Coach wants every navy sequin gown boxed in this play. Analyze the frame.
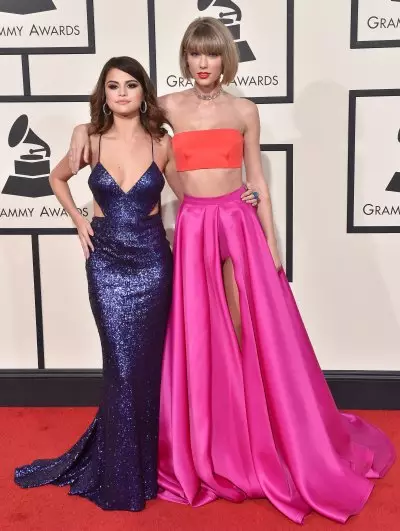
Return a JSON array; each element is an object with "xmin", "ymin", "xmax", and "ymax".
[{"xmin": 14, "ymin": 138, "xmax": 173, "ymax": 511}]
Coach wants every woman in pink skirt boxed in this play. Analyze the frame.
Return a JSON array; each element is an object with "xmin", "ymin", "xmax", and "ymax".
[{"xmin": 69, "ymin": 17, "xmax": 395, "ymax": 525}]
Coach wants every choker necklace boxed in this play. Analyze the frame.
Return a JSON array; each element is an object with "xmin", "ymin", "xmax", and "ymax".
[{"xmin": 193, "ymin": 85, "xmax": 224, "ymax": 101}]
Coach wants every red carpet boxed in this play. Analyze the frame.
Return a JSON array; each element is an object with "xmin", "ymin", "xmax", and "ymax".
[{"xmin": 1, "ymin": 408, "xmax": 399, "ymax": 531}]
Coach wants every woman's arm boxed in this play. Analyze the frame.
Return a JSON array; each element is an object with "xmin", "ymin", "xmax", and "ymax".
[
  {"xmin": 68, "ymin": 123, "xmax": 93, "ymax": 174},
  {"xmin": 241, "ymin": 100, "xmax": 282, "ymax": 270},
  {"xmin": 49, "ymin": 153, "xmax": 94, "ymax": 259},
  {"xmin": 163, "ymin": 135, "xmax": 184, "ymax": 202}
]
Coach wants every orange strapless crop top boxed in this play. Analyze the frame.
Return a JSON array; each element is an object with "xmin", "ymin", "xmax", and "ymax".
[{"xmin": 172, "ymin": 128, "xmax": 243, "ymax": 172}]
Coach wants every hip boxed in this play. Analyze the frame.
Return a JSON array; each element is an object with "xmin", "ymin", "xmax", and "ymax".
[
  {"xmin": 178, "ymin": 185, "xmax": 256, "ymax": 221},
  {"xmin": 88, "ymin": 215, "xmax": 172, "ymax": 264}
]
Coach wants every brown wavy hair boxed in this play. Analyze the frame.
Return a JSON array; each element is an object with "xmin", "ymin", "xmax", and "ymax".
[{"xmin": 89, "ymin": 56, "xmax": 168, "ymax": 138}]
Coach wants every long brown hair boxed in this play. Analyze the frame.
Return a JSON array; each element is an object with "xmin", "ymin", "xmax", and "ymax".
[{"xmin": 89, "ymin": 56, "xmax": 168, "ymax": 138}]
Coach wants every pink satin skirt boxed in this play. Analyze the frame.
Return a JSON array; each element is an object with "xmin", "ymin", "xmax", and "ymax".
[{"xmin": 157, "ymin": 186, "xmax": 395, "ymax": 524}]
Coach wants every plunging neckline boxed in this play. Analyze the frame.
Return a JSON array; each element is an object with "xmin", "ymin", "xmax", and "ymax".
[{"xmin": 96, "ymin": 161, "xmax": 157, "ymax": 195}]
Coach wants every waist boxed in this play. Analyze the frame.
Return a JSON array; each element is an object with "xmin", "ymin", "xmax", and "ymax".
[
  {"xmin": 183, "ymin": 185, "xmax": 246, "ymax": 205},
  {"xmin": 91, "ymin": 212, "xmax": 163, "ymax": 229},
  {"xmin": 180, "ymin": 168, "xmax": 243, "ymax": 195}
]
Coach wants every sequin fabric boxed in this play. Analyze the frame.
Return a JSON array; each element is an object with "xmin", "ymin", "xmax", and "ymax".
[{"xmin": 14, "ymin": 156, "xmax": 173, "ymax": 512}]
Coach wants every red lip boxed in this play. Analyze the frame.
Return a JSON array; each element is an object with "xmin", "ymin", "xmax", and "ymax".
[{"xmin": 197, "ymin": 72, "xmax": 210, "ymax": 79}]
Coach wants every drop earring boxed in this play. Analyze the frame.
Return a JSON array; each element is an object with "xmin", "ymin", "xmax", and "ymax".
[{"xmin": 102, "ymin": 102, "xmax": 111, "ymax": 116}]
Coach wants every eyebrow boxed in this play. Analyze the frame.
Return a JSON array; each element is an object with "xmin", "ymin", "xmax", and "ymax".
[{"xmin": 106, "ymin": 79, "xmax": 138, "ymax": 83}]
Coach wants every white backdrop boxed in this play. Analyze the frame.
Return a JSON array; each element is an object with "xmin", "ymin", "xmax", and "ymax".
[{"xmin": 0, "ymin": 0, "xmax": 399, "ymax": 372}]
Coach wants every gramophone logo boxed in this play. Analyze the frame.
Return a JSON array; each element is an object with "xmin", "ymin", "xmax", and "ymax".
[
  {"xmin": 0, "ymin": 0, "xmax": 56, "ymax": 15},
  {"xmin": 2, "ymin": 115, "xmax": 53, "ymax": 198},
  {"xmin": 385, "ymin": 128, "xmax": 400, "ymax": 192},
  {"xmin": 197, "ymin": 0, "xmax": 255, "ymax": 62}
]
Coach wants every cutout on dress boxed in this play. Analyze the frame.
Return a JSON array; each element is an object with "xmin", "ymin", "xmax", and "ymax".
[
  {"xmin": 93, "ymin": 199, "xmax": 105, "ymax": 218},
  {"xmin": 147, "ymin": 202, "xmax": 160, "ymax": 217}
]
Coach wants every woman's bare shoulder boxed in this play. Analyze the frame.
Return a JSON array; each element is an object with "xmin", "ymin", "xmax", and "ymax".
[
  {"xmin": 89, "ymin": 133, "xmax": 100, "ymax": 144},
  {"xmin": 231, "ymin": 96, "xmax": 258, "ymax": 117},
  {"xmin": 159, "ymin": 89, "xmax": 192, "ymax": 109}
]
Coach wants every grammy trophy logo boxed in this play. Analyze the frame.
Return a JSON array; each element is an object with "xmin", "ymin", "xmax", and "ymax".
[
  {"xmin": 197, "ymin": 0, "xmax": 256, "ymax": 62},
  {"xmin": 2, "ymin": 115, "xmax": 53, "ymax": 198},
  {"xmin": 0, "ymin": 0, "xmax": 56, "ymax": 15},
  {"xmin": 385, "ymin": 128, "xmax": 400, "ymax": 193}
]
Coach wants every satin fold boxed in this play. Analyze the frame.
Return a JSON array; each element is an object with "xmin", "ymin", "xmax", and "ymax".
[{"xmin": 157, "ymin": 186, "xmax": 395, "ymax": 524}]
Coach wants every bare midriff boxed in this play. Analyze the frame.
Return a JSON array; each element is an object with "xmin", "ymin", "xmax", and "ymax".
[{"xmin": 178, "ymin": 167, "xmax": 244, "ymax": 198}]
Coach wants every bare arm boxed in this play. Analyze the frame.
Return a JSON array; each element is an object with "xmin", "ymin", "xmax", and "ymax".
[
  {"xmin": 49, "ymin": 154, "xmax": 84, "ymax": 223},
  {"xmin": 68, "ymin": 123, "xmax": 93, "ymax": 174},
  {"xmin": 49, "ymin": 153, "xmax": 94, "ymax": 259},
  {"xmin": 164, "ymin": 135, "xmax": 184, "ymax": 202},
  {"xmin": 242, "ymin": 101, "xmax": 282, "ymax": 270}
]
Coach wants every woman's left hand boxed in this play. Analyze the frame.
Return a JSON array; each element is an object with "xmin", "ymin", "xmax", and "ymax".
[{"xmin": 241, "ymin": 186, "xmax": 259, "ymax": 207}]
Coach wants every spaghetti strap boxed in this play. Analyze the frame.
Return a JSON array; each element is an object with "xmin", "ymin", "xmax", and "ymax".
[
  {"xmin": 98, "ymin": 135, "xmax": 102, "ymax": 164},
  {"xmin": 151, "ymin": 136, "xmax": 154, "ymax": 160}
]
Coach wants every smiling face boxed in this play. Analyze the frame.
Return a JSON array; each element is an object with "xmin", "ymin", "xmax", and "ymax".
[{"xmin": 104, "ymin": 68, "xmax": 144, "ymax": 116}]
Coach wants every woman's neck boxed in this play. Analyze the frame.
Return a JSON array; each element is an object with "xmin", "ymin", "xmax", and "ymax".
[
  {"xmin": 109, "ymin": 113, "xmax": 145, "ymax": 140},
  {"xmin": 193, "ymin": 81, "xmax": 222, "ymax": 97}
]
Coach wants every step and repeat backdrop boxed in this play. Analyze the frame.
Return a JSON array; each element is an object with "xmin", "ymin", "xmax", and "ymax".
[{"xmin": 0, "ymin": 0, "xmax": 399, "ymax": 373}]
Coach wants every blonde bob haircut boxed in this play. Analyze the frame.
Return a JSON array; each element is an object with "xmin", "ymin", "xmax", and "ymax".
[{"xmin": 179, "ymin": 17, "xmax": 239, "ymax": 85}]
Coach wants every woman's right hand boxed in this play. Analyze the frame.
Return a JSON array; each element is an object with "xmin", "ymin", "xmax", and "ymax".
[
  {"xmin": 75, "ymin": 215, "xmax": 94, "ymax": 259},
  {"xmin": 268, "ymin": 241, "xmax": 282, "ymax": 272},
  {"xmin": 68, "ymin": 124, "xmax": 90, "ymax": 174}
]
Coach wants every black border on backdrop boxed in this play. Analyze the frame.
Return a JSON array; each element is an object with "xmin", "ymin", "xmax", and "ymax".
[
  {"xmin": 2, "ymin": 369, "xmax": 400, "ymax": 410},
  {"xmin": 261, "ymin": 144, "xmax": 293, "ymax": 282}
]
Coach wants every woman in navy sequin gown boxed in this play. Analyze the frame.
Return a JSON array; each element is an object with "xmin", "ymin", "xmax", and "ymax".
[{"xmin": 14, "ymin": 57, "xmax": 182, "ymax": 511}]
